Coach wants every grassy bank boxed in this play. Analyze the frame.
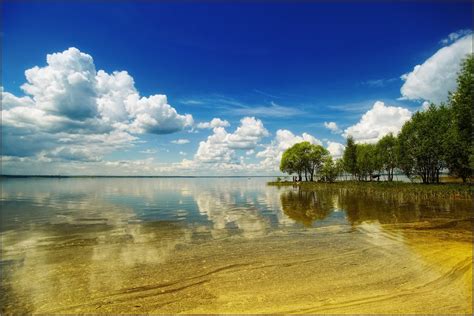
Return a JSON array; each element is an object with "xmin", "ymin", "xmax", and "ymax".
[{"xmin": 268, "ymin": 180, "xmax": 473, "ymax": 200}]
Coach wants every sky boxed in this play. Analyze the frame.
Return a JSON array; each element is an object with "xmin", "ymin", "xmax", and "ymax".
[{"xmin": 2, "ymin": 1, "xmax": 473, "ymax": 175}]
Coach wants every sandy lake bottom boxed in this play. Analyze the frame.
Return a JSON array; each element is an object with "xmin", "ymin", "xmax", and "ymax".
[{"xmin": 1, "ymin": 178, "xmax": 472, "ymax": 314}]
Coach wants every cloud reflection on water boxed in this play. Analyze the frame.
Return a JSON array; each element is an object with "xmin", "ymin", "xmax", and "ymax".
[{"xmin": 1, "ymin": 178, "xmax": 472, "ymax": 313}]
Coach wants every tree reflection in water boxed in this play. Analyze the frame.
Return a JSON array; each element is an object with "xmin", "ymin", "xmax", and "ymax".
[
  {"xmin": 280, "ymin": 187, "xmax": 472, "ymax": 227},
  {"xmin": 280, "ymin": 189, "xmax": 334, "ymax": 226}
]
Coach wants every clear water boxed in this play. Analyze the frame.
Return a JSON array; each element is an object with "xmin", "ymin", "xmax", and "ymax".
[{"xmin": 1, "ymin": 178, "xmax": 472, "ymax": 313}]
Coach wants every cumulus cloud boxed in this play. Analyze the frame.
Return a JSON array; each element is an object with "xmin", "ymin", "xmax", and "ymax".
[
  {"xmin": 1, "ymin": 89, "xmax": 35, "ymax": 109},
  {"xmin": 21, "ymin": 47, "xmax": 98, "ymax": 120},
  {"xmin": 195, "ymin": 127, "xmax": 235, "ymax": 163},
  {"xmin": 196, "ymin": 118, "xmax": 230, "ymax": 129},
  {"xmin": 256, "ymin": 129, "xmax": 322, "ymax": 170},
  {"xmin": 324, "ymin": 121, "xmax": 342, "ymax": 134},
  {"xmin": 226, "ymin": 117, "xmax": 269, "ymax": 149},
  {"xmin": 2, "ymin": 47, "xmax": 192, "ymax": 163},
  {"xmin": 400, "ymin": 33, "xmax": 472, "ymax": 103},
  {"xmin": 326, "ymin": 141, "xmax": 345, "ymax": 159},
  {"xmin": 96, "ymin": 70, "xmax": 136, "ymax": 122},
  {"xmin": 126, "ymin": 94, "xmax": 193, "ymax": 134},
  {"xmin": 195, "ymin": 117, "xmax": 269, "ymax": 163},
  {"xmin": 171, "ymin": 139, "xmax": 190, "ymax": 145},
  {"xmin": 342, "ymin": 101, "xmax": 412, "ymax": 143}
]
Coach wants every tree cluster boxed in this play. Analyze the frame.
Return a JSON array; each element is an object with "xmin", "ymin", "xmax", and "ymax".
[
  {"xmin": 280, "ymin": 54, "xmax": 473, "ymax": 184},
  {"xmin": 280, "ymin": 142, "xmax": 343, "ymax": 182},
  {"xmin": 344, "ymin": 54, "xmax": 473, "ymax": 184}
]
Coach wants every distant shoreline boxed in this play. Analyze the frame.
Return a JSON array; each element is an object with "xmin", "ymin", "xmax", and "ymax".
[{"xmin": 0, "ymin": 175, "xmax": 279, "ymax": 179}]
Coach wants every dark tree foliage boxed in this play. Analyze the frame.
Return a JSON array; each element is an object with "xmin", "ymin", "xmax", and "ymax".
[
  {"xmin": 343, "ymin": 136, "xmax": 358, "ymax": 179},
  {"xmin": 376, "ymin": 133, "xmax": 398, "ymax": 181},
  {"xmin": 398, "ymin": 104, "xmax": 451, "ymax": 184},
  {"xmin": 356, "ymin": 143, "xmax": 380, "ymax": 181},
  {"xmin": 446, "ymin": 54, "xmax": 473, "ymax": 182}
]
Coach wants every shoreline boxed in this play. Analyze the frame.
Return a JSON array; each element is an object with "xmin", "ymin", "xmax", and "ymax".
[{"xmin": 267, "ymin": 180, "xmax": 473, "ymax": 200}]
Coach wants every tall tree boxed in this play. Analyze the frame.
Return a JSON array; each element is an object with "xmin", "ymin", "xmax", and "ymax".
[
  {"xmin": 343, "ymin": 136, "xmax": 358, "ymax": 180},
  {"xmin": 398, "ymin": 104, "xmax": 451, "ymax": 183},
  {"xmin": 376, "ymin": 133, "xmax": 398, "ymax": 181},
  {"xmin": 280, "ymin": 145, "xmax": 302, "ymax": 181},
  {"xmin": 295, "ymin": 142, "xmax": 313, "ymax": 181},
  {"xmin": 307, "ymin": 144, "xmax": 330, "ymax": 181},
  {"xmin": 446, "ymin": 54, "xmax": 473, "ymax": 182},
  {"xmin": 320, "ymin": 156, "xmax": 339, "ymax": 182},
  {"xmin": 356, "ymin": 143, "xmax": 380, "ymax": 181},
  {"xmin": 335, "ymin": 158, "xmax": 345, "ymax": 181}
]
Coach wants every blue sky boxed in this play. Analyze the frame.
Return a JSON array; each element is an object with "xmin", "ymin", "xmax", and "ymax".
[{"xmin": 2, "ymin": 1, "xmax": 473, "ymax": 175}]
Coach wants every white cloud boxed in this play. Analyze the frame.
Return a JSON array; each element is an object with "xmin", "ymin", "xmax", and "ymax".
[
  {"xmin": 171, "ymin": 139, "xmax": 190, "ymax": 145},
  {"xmin": 126, "ymin": 94, "xmax": 193, "ymax": 134},
  {"xmin": 256, "ymin": 129, "xmax": 322, "ymax": 170},
  {"xmin": 226, "ymin": 117, "xmax": 269, "ymax": 149},
  {"xmin": 195, "ymin": 127, "xmax": 235, "ymax": 163},
  {"xmin": 326, "ymin": 141, "xmax": 345, "ymax": 159},
  {"xmin": 1, "ymin": 89, "xmax": 35, "ymax": 109},
  {"xmin": 343, "ymin": 101, "xmax": 412, "ymax": 143},
  {"xmin": 196, "ymin": 118, "xmax": 230, "ymax": 129},
  {"xmin": 324, "ymin": 121, "xmax": 342, "ymax": 134},
  {"xmin": 440, "ymin": 29, "xmax": 472, "ymax": 45},
  {"xmin": 195, "ymin": 117, "xmax": 269, "ymax": 163},
  {"xmin": 2, "ymin": 47, "xmax": 192, "ymax": 164},
  {"xmin": 96, "ymin": 70, "xmax": 136, "ymax": 122},
  {"xmin": 21, "ymin": 47, "xmax": 98, "ymax": 120},
  {"xmin": 179, "ymin": 151, "xmax": 187, "ymax": 156},
  {"xmin": 400, "ymin": 33, "xmax": 472, "ymax": 103}
]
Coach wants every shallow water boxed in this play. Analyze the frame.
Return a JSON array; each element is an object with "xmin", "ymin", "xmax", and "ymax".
[{"xmin": 0, "ymin": 178, "xmax": 472, "ymax": 314}]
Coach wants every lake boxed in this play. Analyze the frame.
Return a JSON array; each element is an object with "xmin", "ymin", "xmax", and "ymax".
[{"xmin": 0, "ymin": 177, "xmax": 472, "ymax": 313}]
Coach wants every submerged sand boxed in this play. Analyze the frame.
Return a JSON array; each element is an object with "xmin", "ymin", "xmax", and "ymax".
[
  {"xmin": 1, "ymin": 178, "xmax": 472, "ymax": 314},
  {"xmin": 1, "ymin": 220, "xmax": 471, "ymax": 314}
]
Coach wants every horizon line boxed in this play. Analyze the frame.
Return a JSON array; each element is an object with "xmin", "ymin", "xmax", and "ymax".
[{"xmin": 0, "ymin": 175, "xmax": 281, "ymax": 178}]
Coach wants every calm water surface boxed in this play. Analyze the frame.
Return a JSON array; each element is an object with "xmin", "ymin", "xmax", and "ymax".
[{"xmin": 1, "ymin": 178, "xmax": 472, "ymax": 313}]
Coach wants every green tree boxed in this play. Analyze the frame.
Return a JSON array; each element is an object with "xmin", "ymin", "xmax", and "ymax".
[
  {"xmin": 295, "ymin": 142, "xmax": 313, "ymax": 181},
  {"xmin": 307, "ymin": 144, "xmax": 330, "ymax": 181},
  {"xmin": 398, "ymin": 104, "xmax": 451, "ymax": 183},
  {"xmin": 321, "ymin": 156, "xmax": 338, "ymax": 182},
  {"xmin": 280, "ymin": 142, "xmax": 330, "ymax": 181},
  {"xmin": 446, "ymin": 54, "xmax": 473, "ymax": 182},
  {"xmin": 343, "ymin": 136, "xmax": 358, "ymax": 179},
  {"xmin": 280, "ymin": 145, "xmax": 303, "ymax": 181},
  {"xmin": 335, "ymin": 158, "xmax": 345, "ymax": 181},
  {"xmin": 376, "ymin": 133, "xmax": 398, "ymax": 181},
  {"xmin": 356, "ymin": 143, "xmax": 380, "ymax": 181}
]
